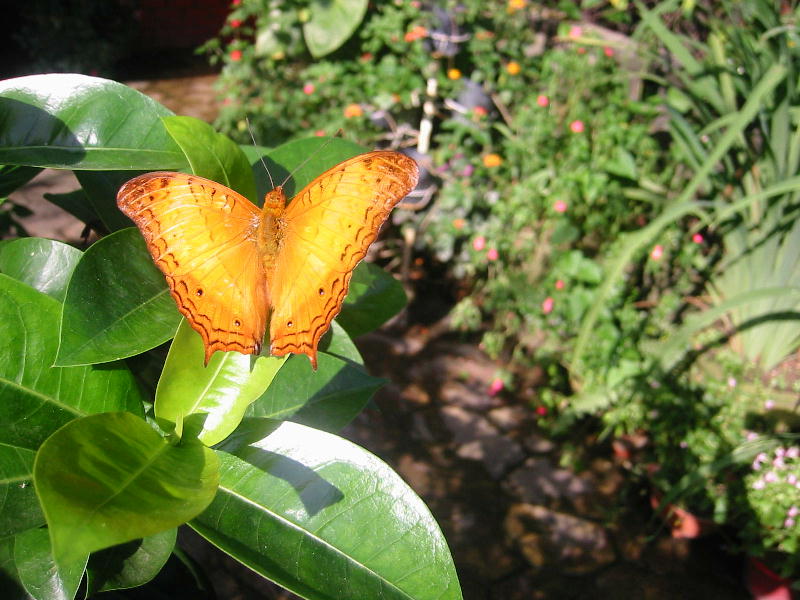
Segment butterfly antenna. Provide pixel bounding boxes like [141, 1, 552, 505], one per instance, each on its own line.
[279, 131, 342, 189]
[246, 117, 275, 189]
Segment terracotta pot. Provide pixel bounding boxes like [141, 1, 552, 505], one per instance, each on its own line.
[649, 491, 714, 539]
[746, 557, 796, 600]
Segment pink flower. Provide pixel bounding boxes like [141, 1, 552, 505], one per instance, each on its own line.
[692, 232, 704, 244]
[765, 399, 775, 410]
[542, 296, 554, 314]
[555, 279, 565, 290]
[569, 120, 585, 133]
[787, 447, 799, 459]
[784, 518, 795, 528]
[553, 200, 568, 213]
[314, 130, 326, 137]
[473, 236, 486, 251]
[488, 378, 504, 396]
[568, 25, 583, 38]
[746, 431, 758, 441]
[461, 164, 475, 177]
[303, 83, 315, 95]
[230, 19, 242, 28]
[487, 248, 499, 261]
[752, 479, 766, 490]
[728, 376, 737, 388]
[650, 245, 664, 260]
[789, 506, 799, 517]
[603, 46, 614, 57]
[536, 94, 549, 107]
[535, 405, 548, 416]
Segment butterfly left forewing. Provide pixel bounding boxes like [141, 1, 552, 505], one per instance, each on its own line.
[268, 151, 418, 368]
[117, 172, 269, 364]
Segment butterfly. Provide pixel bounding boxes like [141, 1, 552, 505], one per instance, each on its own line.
[117, 150, 419, 368]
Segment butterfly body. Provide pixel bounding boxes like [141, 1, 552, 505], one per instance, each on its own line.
[117, 150, 418, 368]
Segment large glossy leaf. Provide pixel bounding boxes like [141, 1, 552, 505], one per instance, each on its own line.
[303, 0, 368, 58]
[0, 238, 81, 302]
[0, 275, 145, 451]
[34, 412, 219, 566]
[0, 74, 186, 170]
[261, 137, 367, 200]
[0, 165, 41, 197]
[14, 528, 87, 600]
[195, 421, 462, 600]
[0, 534, 32, 600]
[56, 228, 180, 366]
[75, 170, 146, 232]
[86, 528, 176, 594]
[338, 262, 407, 338]
[163, 116, 257, 204]
[155, 320, 286, 446]
[0, 445, 43, 537]
[250, 322, 382, 432]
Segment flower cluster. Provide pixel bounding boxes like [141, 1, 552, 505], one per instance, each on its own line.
[744, 444, 800, 558]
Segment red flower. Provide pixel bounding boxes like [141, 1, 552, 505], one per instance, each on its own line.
[230, 19, 242, 28]
[230, 49, 242, 62]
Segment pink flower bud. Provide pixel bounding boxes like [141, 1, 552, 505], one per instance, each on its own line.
[536, 94, 549, 107]
[303, 83, 315, 95]
[692, 232, 704, 244]
[555, 279, 565, 290]
[553, 200, 568, 213]
[487, 248, 499, 261]
[488, 378, 504, 396]
[472, 236, 486, 251]
[542, 296, 554, 314]
[650, 245, 664, 260]
[569, 120, 584, 133]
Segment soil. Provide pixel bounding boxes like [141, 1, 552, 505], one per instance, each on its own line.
[6, 70, 754, 599]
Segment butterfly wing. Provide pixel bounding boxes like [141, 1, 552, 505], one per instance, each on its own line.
[268, 151, 419, 368]
[117, 172, 269, 364]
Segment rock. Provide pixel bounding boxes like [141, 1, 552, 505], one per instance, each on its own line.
[504, 458, 592, 505]
[505, 504, 616, 575]
[522, 432, 556, 454]
[441, 405, 524, 478]
[440, 380, 499, 410]
[487, 405, 531, 431]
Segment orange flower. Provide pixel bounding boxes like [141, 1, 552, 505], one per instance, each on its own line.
[507, 0, 527, 12]
[483, 153, 502, 167]
[476, 31, 495, 40]
[448, 68, 462, 80]
[404, 25, 428, 42]
[506, 61, 521, 75]
[452, 218, 466, 230]
[473, 106, 488, 117]
[343, 103, 363, 118]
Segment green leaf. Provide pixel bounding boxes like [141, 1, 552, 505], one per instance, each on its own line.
[303, 0, 368, 58]
[0, 534, 31, 599]
[0, 74, 186, 170]
[56, 228, 180, 366]
[0, 165, 41, 198]
[0, 274, 145, 451]
[34, 412, 219, 566]
[263, 137, 367, 199]
[75, 170, 146, 232]
[163, 116, 257, 203]
[155, 320, 286, 447]
[338, 262, 407, 338]
[43, 188, 100, 230]
[193, 421, 462, 600]
[14, 528, 87, 600]
[0, 238, 81, 302]
[250, 322, 382, 432]
[86, 528, 176, 593]
[603, 147, 637, 180]
[0, 445, 44, 537]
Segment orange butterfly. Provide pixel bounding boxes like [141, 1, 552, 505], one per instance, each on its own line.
[117, 150, 418, 368]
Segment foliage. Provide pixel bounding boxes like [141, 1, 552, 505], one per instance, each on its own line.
[0, 73, 461, 600]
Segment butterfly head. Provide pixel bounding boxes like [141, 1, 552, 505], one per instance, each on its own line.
[263, 186, 286, 211]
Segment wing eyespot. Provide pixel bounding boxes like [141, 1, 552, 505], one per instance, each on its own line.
[287, 320, 293, 328]
[196, 288, 203, 297]
[234, 319, 241, 327]
[318, 288, 325, 296]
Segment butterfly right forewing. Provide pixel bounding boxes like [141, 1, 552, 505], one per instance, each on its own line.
[267, 151, 419, 368]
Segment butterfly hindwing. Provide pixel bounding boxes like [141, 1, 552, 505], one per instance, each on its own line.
[268, 151, 419, 367]
[117, 172, 269, 364]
